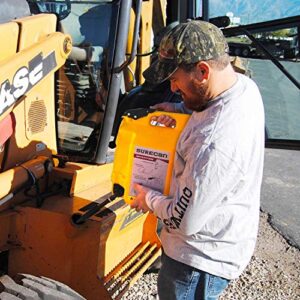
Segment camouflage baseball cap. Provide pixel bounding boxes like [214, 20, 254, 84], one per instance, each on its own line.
[143, 20, 229, 84]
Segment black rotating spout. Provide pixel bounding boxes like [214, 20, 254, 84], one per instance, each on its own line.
[72, 184, 124, 225]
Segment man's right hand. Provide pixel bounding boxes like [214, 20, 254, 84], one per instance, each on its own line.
[150, 102, 176, 112]
[150, 115, 176, 128]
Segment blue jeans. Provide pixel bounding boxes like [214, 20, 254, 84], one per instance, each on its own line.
[157, 253, 230, 300]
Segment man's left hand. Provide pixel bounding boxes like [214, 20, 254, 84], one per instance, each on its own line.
[131, 183, 152, 213]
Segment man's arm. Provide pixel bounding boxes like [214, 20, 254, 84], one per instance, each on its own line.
[151, 102, 192, 114]
[133, 143, 244, 236]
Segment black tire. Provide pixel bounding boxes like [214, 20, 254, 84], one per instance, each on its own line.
[283, 48, 296, 59]
[0, 274, 85, 299]
[241, 47, 250, 57]
[234, 47, 241, 56]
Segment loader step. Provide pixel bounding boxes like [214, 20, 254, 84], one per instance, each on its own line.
[104, 242, 161, 300]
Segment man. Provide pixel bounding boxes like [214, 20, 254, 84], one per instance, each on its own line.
[131, 20, 265, 300]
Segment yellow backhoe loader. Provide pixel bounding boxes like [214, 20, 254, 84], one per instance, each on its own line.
[1, 0, 298, 299]
[0, 0, 168, 298]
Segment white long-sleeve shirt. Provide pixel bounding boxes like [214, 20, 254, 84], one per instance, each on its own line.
[145, 73, 265, 279]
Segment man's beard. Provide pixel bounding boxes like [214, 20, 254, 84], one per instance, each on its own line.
[182, 79, 209, 112]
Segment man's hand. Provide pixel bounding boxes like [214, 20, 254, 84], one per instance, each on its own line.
[150, 115, 176, 128]
[131, 183, 152, 213]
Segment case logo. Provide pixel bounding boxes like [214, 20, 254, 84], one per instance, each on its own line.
[0, 51, 57, 116]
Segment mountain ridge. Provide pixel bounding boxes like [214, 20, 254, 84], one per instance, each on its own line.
[210, 0, 300, 24]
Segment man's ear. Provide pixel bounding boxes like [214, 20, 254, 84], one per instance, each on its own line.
[195, 61, 210, 81]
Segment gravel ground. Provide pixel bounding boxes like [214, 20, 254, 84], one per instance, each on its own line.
[123, 212, 300, 300]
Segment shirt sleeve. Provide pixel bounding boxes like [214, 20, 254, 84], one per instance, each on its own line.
[145, 143, 244, 236]
[173, 102, 193, 114]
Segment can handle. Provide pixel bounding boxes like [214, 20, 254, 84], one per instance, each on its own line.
[149, 118, 176, 128]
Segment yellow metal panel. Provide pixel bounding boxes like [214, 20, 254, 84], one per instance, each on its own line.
[0, 211, 18, 252]
[16, 14, 57, 50]
[9, 205, 112, 300]
[125, 9, 137, 91]
[70, 163, 114, 196]
[7, 159, 161, 299]
[139, 0, 153, 84]
[126, 0, 155, 87]
[99, 206, 148, 277]
[0, 22, 19, 63]
[153, 0, 167, 32]
[1, 32, 71, 169]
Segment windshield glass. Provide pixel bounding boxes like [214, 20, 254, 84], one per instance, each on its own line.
[209, 0, 299, 25]
[54, 0, 119, 157]
[206, 0, 300, 145]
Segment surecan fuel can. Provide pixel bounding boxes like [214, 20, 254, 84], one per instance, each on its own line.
[112, 108, 190, 203]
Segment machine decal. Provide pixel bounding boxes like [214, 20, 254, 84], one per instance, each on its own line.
[0, 51, 57, 116]
[130, 146, 170, 195]
[120, 208, 144, 230]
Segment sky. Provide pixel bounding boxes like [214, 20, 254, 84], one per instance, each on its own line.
[209, 0, 300, 24]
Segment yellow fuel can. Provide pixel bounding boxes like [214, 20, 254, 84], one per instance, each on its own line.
[112, 108, 190, 203]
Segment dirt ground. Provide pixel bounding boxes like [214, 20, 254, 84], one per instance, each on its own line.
[220, 212, 300, 300]
[124, 212, 300, 300]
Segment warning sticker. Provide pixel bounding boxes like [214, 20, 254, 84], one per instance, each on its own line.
[130, 146, 170, 195]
